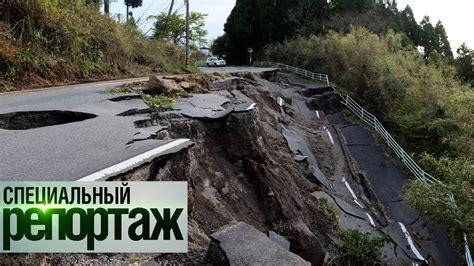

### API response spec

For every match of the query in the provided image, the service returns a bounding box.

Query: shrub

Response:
[330,229,389,265]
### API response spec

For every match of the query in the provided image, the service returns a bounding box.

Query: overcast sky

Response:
[110,0,473,53]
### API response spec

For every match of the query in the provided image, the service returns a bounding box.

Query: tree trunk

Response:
[104,0,110,14]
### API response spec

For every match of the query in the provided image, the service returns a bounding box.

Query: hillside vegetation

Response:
[0,0,185,91]
[264,28,473,249]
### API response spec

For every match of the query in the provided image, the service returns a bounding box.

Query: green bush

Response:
[404,154,473,249]
[330,229,389,265]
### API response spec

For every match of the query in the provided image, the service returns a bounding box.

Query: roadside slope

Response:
[0,1,185,92]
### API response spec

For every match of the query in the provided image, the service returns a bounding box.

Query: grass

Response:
[317,197,339,230]
[142,94,176,110]
[0,80,14,93]
[104,86,135,94]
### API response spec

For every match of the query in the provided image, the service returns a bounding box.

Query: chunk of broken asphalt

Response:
[207,222,310,265]
[281,125,333,190]
[268,230,291,251]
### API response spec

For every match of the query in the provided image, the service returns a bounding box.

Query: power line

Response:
[175,0,185,14]
[135,0,156,24]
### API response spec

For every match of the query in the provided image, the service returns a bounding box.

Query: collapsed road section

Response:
[100,71,455,264]
[0,70,459,264]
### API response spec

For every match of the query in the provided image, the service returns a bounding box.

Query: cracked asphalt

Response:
[0,78,172,181]
[275,73,457,264]
[327,112,458,265]
[0,67,273,181]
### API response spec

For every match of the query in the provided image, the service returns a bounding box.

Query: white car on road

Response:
[206,57,226,67]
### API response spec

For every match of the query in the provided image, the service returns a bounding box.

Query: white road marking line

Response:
[246,103,257,111]
[354,199,365,209]
[398,222,426,262]
[324,126,335,145]
[277,96,284,107]
[316,110,320,119]
[78,139,191,182]
[342,176,365,209]
[342,176,357,199]
[365,212,376,227]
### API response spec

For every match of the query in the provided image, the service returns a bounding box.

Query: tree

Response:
[124,0,143,23]
[289,0,329,36]
[455,43,474,85]
[399,5,421,46]
[223,0,298,64]
[419,16,437,56]
[211,35,229,56]
[434,20,453,59]
[418,17,453,60]
[150,12,207,47]
[330,0,375,14]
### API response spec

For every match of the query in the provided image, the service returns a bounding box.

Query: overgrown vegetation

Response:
[264,28,473,249]
[0,0,186,91]
[329,229,389,265]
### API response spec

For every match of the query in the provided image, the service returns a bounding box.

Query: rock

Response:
[148,75,188,97]
[178,81,195,92]
[268,230,291,251]
[206,222,310,266]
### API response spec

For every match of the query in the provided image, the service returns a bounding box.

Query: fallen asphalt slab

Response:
[207,222,310,265]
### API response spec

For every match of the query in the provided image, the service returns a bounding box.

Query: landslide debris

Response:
[107,71,346,264]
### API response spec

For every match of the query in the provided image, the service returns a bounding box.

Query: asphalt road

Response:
[327,113,457,265]
[198,66,277,73]
[0,67,271,181]
[0,78,173,181]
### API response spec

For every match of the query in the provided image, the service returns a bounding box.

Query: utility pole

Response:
[104,0,110,14]
[185,0,190,66]
[164,0,175,33]
[126,4,129,23]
